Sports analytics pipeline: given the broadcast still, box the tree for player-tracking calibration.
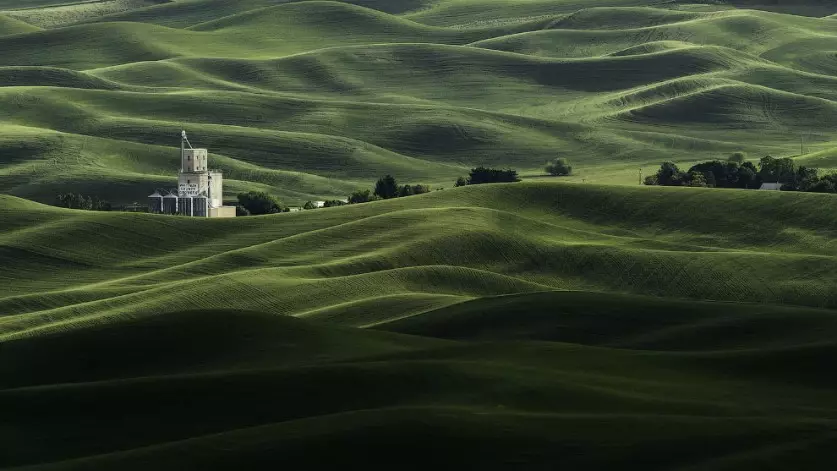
[759,156,795,183]
[92,198,112,211]
[783,166,820,191]
[323,200,347,207]
[374,175,399,199]
[807,175,837,193]
[654,162,686,186]
[235,204,250,216]
[737,162,759,189]
[55,193,108,210]
[728,152,747,164]
[687,171,707,187]
[454,176,468,187]
[545,158,572,176]
[237,191,283,215]
[467,167,520,185]
[397,184,414,197]
[398,184,431,197]
[411,184,431,195]
[303,201,317,210]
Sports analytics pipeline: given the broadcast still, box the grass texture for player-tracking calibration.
[4,183,837,469]
[0,0,836,204]
[4,1,837,468]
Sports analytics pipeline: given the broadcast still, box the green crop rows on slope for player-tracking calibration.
[4,294,837,469]
[5,180,837,469]
[0,0,836,204]
[5,181,837,339]
[5,181,837,468]
[4,1,837,468]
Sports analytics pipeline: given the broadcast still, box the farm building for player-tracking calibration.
[148,131,236,218]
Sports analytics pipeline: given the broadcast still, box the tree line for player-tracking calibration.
[346,175,433,204]
[644,153,837,193]
[55,193,112,211]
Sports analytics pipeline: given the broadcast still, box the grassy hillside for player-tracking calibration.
[4,280,837,468]
[4,185,837,468]
[5,181,837,339]
[0,0,836,204]
[4,1,837,467]
[5,181,837,468]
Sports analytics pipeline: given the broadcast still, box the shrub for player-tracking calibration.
[454,176,468,187]
[349,189,377,204]
[398,184,431,197]
[467,166,520,185]
[545,158,572,176]
[236,191,283,215]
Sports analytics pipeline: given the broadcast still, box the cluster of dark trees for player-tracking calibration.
[55,193,112,211]
[644,153,835,192]
[454,167,520,187]
[347,175,432,204]
[236,191,289,216]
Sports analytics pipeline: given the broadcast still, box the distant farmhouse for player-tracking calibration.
[148,131,236,218]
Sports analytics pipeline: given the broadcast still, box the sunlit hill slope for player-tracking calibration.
[0,0,836,203]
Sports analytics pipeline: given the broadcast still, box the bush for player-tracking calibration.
[467,167,520,185]
[545,158,572,176]
[454,176,468,187]
[236,191,284,215]
[651,162,685,186]
[349,189,378,204]
[398,184,431,197]
[303,201,317,210]
[235,204,250,217]
[687,171,708,187]
[323,200,347,207]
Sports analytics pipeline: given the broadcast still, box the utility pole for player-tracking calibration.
[639,167,643,185]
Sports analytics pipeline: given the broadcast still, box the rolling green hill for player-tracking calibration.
[3,182,837,469]
[4,0,837,468]
[6,181,837,336]
[0,0,836,204]
[4,183,837,468]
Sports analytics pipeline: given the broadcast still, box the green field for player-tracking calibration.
[1,0,837,204]
[4,182,837,468]
[3,0,837,469]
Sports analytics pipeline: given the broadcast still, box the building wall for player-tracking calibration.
[182,149,208,173]
[209,206,237,218]
[178,172,208,196]
[209,171,223,208]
